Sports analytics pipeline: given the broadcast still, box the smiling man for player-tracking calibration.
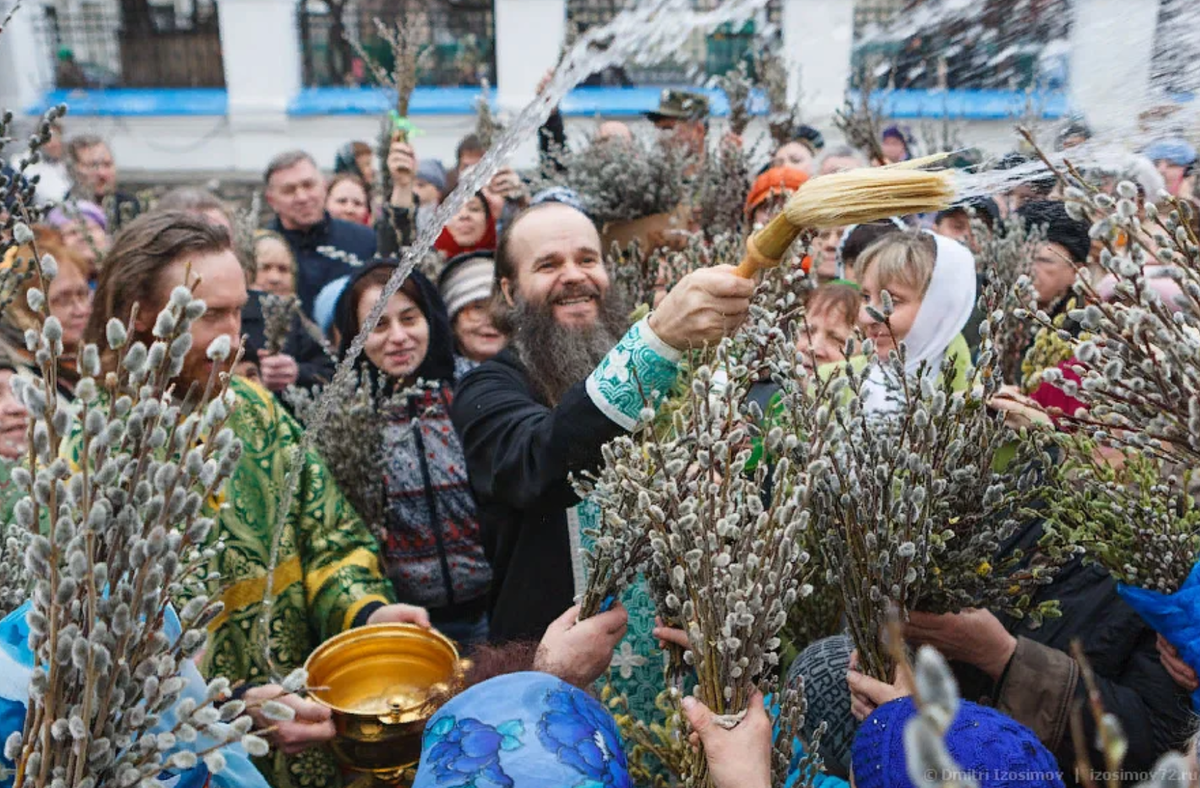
[451,202,755,642]
[264,150,376,318]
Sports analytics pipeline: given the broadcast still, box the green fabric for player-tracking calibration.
[576,500,663,721]
[66,377,397,788]
[0,460,20,527]
[586,317,683,431]
[205,379,396,788]
[577,316,683,723]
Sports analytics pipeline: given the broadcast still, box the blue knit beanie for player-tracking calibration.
[851,697,1063,788]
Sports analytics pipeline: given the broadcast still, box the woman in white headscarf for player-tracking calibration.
[853,230,977,414]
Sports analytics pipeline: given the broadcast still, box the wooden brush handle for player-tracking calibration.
[734,236,776,278]
[734,213,804,278]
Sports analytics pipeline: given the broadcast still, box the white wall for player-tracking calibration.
[88,112,1029,181]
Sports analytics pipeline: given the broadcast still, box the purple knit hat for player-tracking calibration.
[45,200,107,231]
[851,697,1064,788]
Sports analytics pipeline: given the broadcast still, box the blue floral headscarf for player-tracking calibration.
[413,671,632,788]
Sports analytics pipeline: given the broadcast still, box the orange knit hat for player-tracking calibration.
[745,166,810,216]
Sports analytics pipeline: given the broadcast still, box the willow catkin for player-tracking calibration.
[783,164,957,230]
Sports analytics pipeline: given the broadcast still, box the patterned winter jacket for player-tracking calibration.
[380,383,492,610]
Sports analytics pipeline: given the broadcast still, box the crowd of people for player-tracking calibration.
[1,76,1199,788]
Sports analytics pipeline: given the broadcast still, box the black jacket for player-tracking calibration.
[450,348,625,642]
[240,290,334,392]
[953,518,1192,786]
[269,213,376,318]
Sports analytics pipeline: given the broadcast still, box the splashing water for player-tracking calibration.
[850,0,1199,205]
[256,0,776,671]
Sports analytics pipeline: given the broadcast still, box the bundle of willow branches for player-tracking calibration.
[2,224,271,786]
[1012,153,1200,594]
[574,287,821,787]
[785,304,1060,680]
[535,135,692,226]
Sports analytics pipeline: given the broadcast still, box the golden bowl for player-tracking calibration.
[305,624,464,777]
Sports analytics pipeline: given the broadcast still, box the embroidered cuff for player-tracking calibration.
[585,317,681,431]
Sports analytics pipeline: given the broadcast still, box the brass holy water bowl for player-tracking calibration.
[305,624,465,779]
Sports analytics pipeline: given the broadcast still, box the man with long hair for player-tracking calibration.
[451,201,755,645]
[85,210,427,788]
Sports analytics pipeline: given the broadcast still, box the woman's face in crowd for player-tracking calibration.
[47,261,92,351]
[355,153,377,189]
[1031,240,1078,309]
[881,136,909,163]
[0,369,28,461]
[795,305,855,371]
[454,300,506,363]
[813,227,843,280]
[772,142,814,174]
[449,197,489,247]
[326,179,371,225]
[858,263,923,358]
[361,285,430,381]
[751,197,785,229]
[414,179,442,207]
[60,218,108,271]
[253,238,296,297]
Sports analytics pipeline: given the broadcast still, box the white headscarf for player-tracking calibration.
[861,232,977,414]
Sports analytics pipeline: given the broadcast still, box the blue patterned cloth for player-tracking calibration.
[0,600,269,788]
[413,672,632,788]
[575,315,681,721]
[585,317,682,431]
[1117,563,1200,710]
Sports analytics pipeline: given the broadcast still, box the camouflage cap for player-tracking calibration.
[645,89,709,122]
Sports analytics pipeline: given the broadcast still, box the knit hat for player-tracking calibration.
[935,196,1000,230]
[882,125,914,158]
[531,187,591,220]
[412,672,631,788]
[746,167,810,217]
[45,200,107,231]
[417,158,447,195]
[1144,138,1197,168]
[439,251,495,321]
[787,634,856,779]
[1017,200,1091,265]
[851,697,1064,788]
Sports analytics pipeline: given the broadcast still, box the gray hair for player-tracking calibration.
[156,187,229,219]
[264,150,317,185]
[66,134,108,163]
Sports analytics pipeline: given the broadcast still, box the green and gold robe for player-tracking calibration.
[71,377,396,788]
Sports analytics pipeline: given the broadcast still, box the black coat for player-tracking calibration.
[240,290,334,392]
[269,213,376,318]
[450,348,625,643]
[953,517,1192,786]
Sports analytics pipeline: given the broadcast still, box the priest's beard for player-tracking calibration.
[509,287,629,406]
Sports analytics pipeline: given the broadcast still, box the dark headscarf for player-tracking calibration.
[332,260,457,388]
[333,142,367,181]
[1017,200,1091,264]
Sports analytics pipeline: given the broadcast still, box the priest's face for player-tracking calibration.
[502,204,610,330]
